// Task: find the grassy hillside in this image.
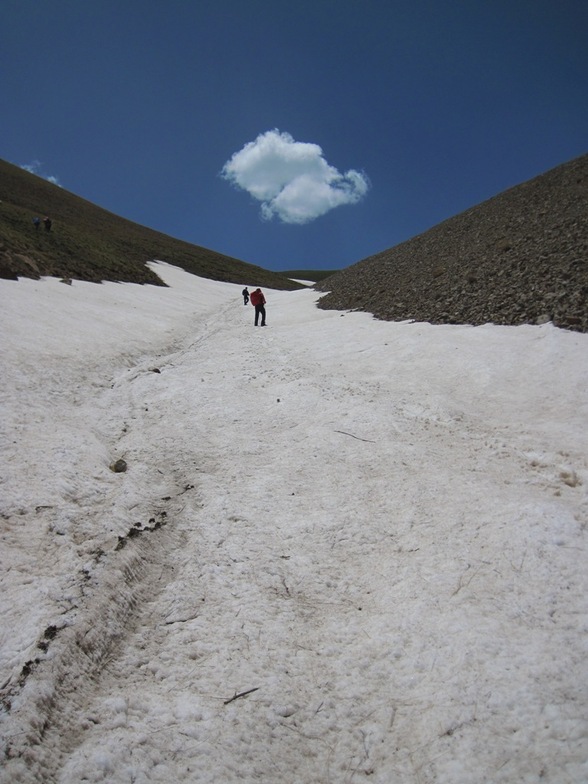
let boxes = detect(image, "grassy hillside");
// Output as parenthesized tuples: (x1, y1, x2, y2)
(280, 269, 340, 283)
(0, 159, 301, 290)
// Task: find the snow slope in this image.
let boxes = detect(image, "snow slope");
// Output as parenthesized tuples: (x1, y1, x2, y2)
(1, 263, 587, 783)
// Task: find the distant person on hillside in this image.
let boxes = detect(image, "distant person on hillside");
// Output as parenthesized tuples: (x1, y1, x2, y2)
(32, 216, 40, 230)
(242, 287, 249, 305)
(43, 216, 52, 232)
(250, 288, 266, 326)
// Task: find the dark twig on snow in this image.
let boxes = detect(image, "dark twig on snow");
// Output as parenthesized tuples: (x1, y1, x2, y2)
(335, 430, 376, 443)
(223, 687, 260, 705)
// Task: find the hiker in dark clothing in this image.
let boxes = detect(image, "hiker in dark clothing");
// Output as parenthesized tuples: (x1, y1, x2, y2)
(242, 287, 249, 305)
(33, 216, 40, 230)
(43, 216, 52, 232)
(250, 288, 266, 326)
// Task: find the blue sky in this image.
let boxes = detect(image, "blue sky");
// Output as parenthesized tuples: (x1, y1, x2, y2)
(3, 0, 587, 272)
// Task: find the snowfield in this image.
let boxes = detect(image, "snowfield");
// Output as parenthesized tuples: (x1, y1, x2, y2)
(1, 262, 587, 783)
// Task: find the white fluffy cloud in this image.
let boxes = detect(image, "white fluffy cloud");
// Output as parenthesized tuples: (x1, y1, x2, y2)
(21, 160, 62, 187)
(221, 129, 369, 224)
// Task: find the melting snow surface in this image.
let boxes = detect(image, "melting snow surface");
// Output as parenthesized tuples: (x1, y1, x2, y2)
(1, 262, 587, 783)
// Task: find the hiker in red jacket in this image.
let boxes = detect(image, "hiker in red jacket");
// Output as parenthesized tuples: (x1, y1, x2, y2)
(249, 288, 266, 326)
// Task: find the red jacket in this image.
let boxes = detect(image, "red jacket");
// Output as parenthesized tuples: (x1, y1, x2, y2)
(250, 289, 265, 306)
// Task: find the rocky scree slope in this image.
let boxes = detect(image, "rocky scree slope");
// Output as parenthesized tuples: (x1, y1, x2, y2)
(316, 154, 588, 332)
